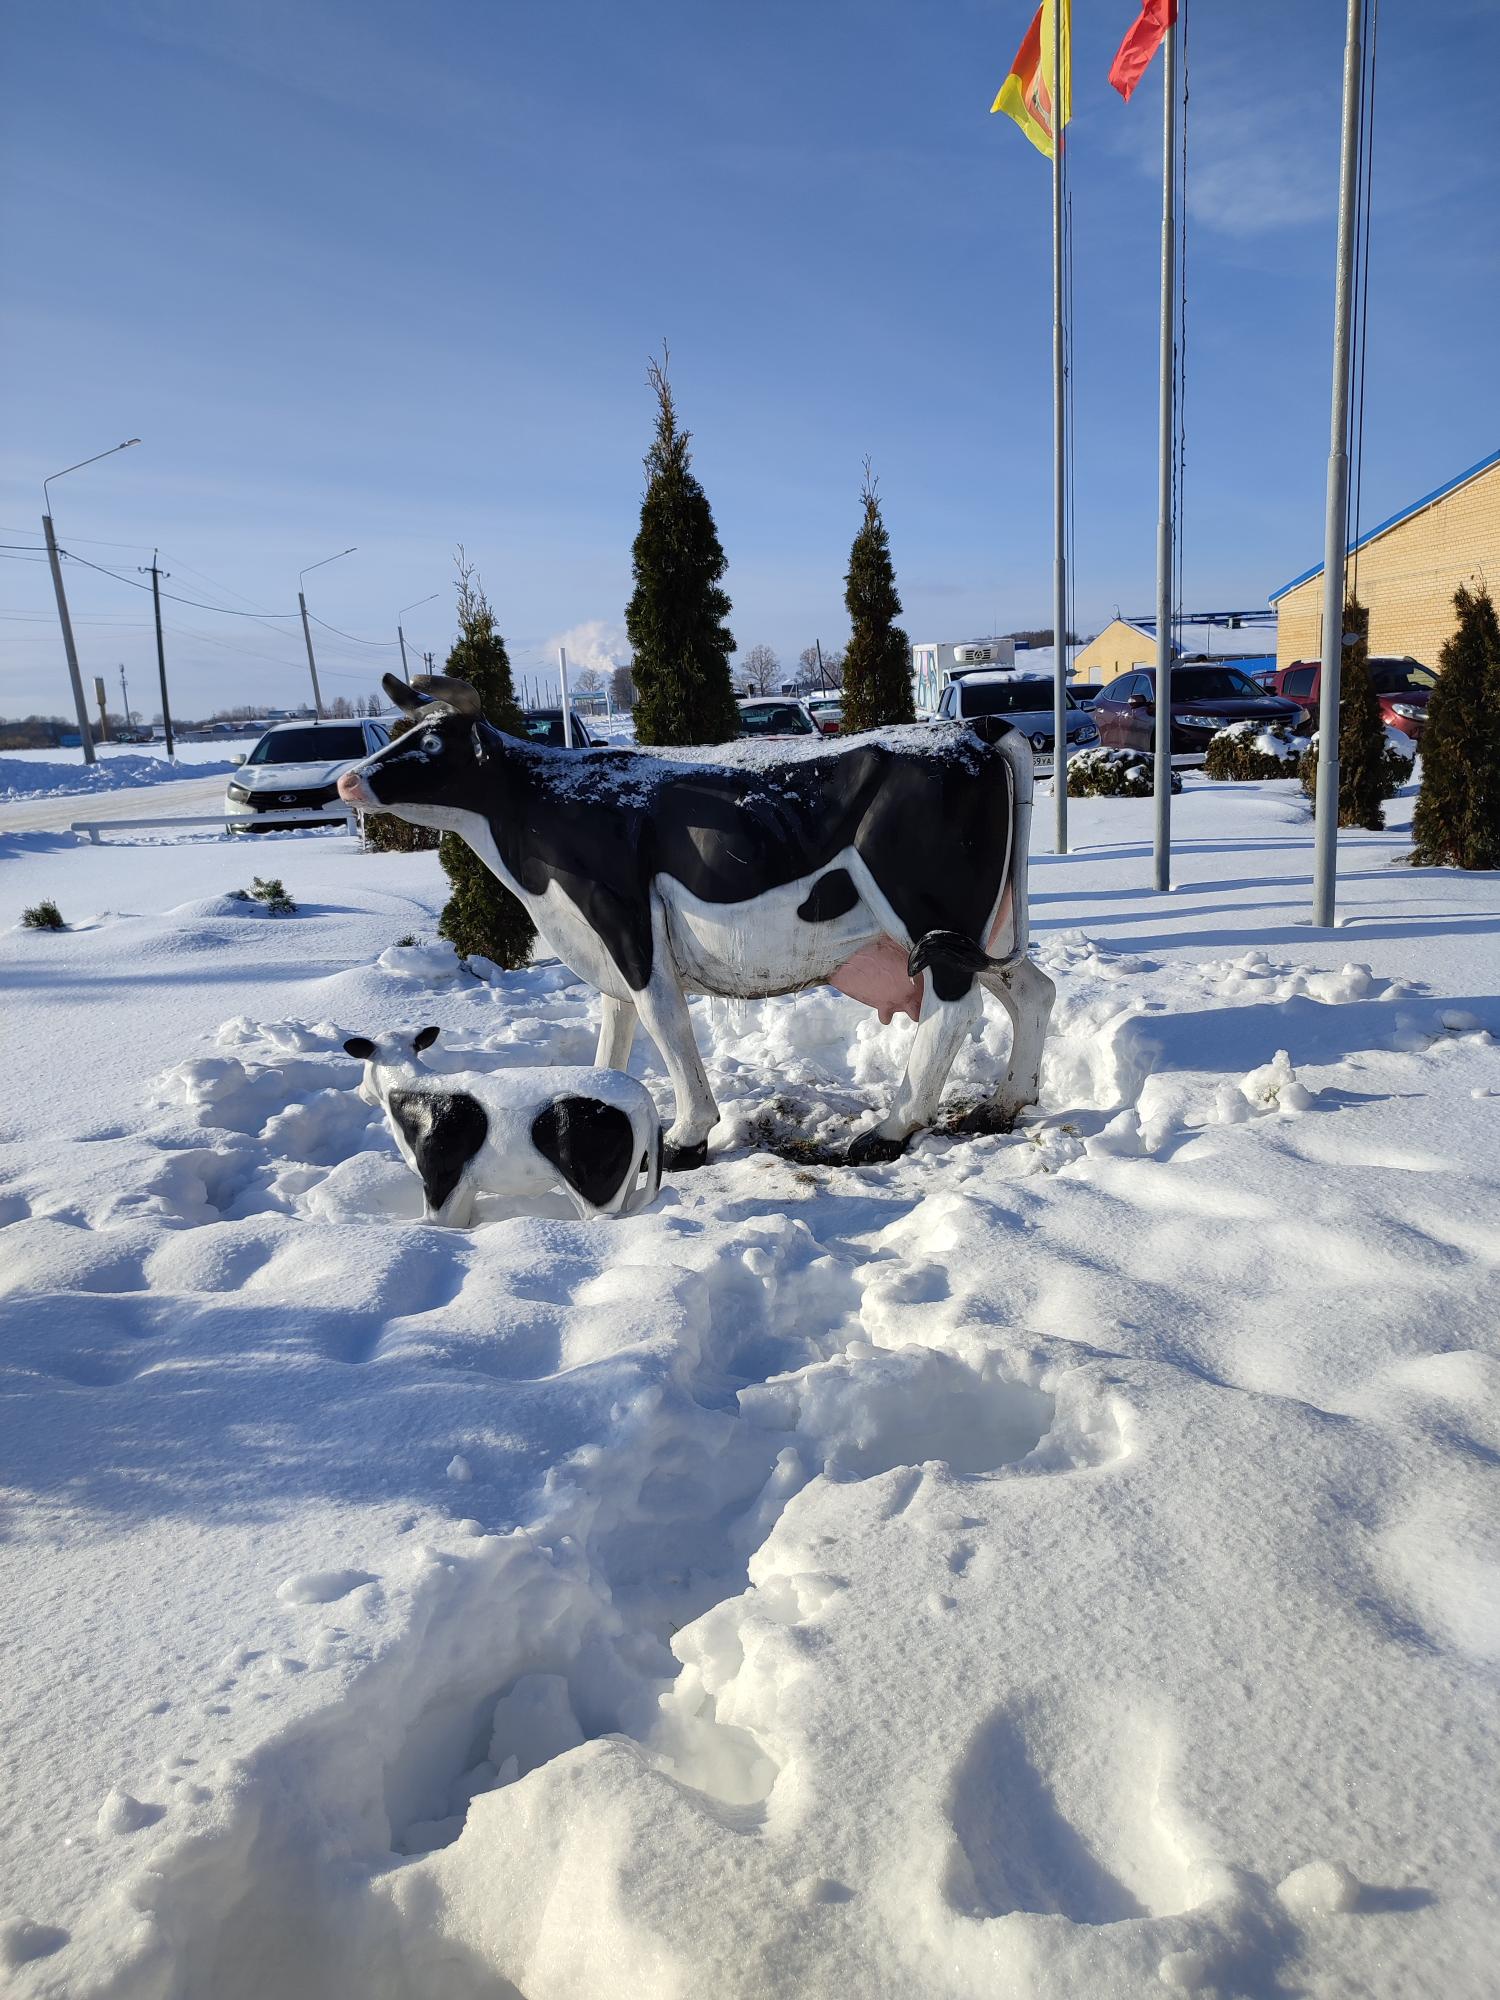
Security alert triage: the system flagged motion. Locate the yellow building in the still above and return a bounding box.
[1071,618,1156,688]
[1269,447,1500,669]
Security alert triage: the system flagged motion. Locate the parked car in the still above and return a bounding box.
[226,717,392,831]
[1265,656,1435,741]
[1091,665,1300,764]
[806,696,844,736]
[934,670,1099,772]
[521,708,600,748]
[735,697,820,740]
[1068,684,1101,708]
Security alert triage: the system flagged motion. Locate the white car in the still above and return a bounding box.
[735,697,820,741]
[934,670,1099,772]
[226,717,392,831]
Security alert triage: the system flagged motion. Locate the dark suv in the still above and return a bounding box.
[1092,665,1300,764]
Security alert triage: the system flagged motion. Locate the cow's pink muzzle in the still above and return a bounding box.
[338,770,375,806]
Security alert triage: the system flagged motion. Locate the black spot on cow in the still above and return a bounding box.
[530,1096,638,1209]
[797,868,859,924]
[388,1089,489,1212]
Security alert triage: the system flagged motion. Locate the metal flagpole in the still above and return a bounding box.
[558,647,574,745]
[1151,12,1178,891]
[1051,0,1068,853]
[1312,0,1366,928]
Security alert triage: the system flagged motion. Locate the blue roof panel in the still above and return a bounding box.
[1267,446,1500,604]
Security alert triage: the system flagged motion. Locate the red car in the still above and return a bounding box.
[1266,657,1435,741]
[1092,664,1300,764]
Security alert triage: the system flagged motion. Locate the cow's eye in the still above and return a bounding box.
[422,732,440,753]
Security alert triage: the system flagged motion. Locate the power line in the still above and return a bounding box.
[307,612,402,649]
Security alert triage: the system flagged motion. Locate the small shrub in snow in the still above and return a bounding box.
[1204,722,1302,782]
[1298,732,1413,816]
[230,877,297,915]
[21,899,65,931]
[394,934,418,948]
[1066,748,1181,798]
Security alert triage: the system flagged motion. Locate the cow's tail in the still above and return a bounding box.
[907,929,1008,983]
[624,1118,665,1215]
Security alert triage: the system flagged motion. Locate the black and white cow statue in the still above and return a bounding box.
[338,675,1055,1169]
[343,1026,662,1225]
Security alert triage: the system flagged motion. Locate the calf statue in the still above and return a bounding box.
[338,676,1054,1170]
[344,1026,662,1225]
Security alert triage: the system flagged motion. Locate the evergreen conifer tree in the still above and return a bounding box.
[1334,596,1388,830]
[1411,583,1500,869]
[625,351,740,747]
[840,464,914,734]
[434,551,536,968]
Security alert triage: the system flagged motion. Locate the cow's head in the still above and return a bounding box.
[343,1023,439,1104]
[337,674,493,825]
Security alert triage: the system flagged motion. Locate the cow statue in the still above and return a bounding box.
[344,1025,662,1225]
[338,675,1055,1170]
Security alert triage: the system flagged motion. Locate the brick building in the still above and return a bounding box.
[1268,447,1500,670]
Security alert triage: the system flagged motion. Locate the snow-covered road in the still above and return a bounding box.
[1,776,1497,1998]
[0,771,231,834]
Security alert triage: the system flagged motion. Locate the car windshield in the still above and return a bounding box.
[1167,668,1264,701]
[247,726,365,764]
[962,681,1075,715]
[1368,660,1436,693]
[739,704,814,736]
[523,714,570,746]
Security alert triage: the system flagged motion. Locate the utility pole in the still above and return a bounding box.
[558,648,574,745]
[815,638,828,692]
[119,664,131,729]
[93,677,109,743]
[41,513,96,764]
[298,593,325,718]
[1312,0,1366,929]
[1151,13,1179,893]
[397,594,437,683]
[139,551,175,756]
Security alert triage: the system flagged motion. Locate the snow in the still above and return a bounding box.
[0,746,237,800]
[1,772,1498,1998]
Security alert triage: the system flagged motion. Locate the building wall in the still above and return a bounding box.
[1273,459,1500,669]
[1071,619,1155,687]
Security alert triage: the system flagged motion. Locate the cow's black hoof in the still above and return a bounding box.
[845,1130,907,1167]
[663,1139,709,1173]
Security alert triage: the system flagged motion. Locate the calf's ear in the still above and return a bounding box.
[413,1025,440,1052]
[343,1036,377,1060]
[382,672,430,715]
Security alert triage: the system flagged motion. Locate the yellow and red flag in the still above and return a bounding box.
[991,0,1071,159]
[1109,0,1178,103]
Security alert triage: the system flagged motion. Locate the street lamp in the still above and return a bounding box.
[297,546,356,718]
[42,437,140,765]
[397,594,439,678]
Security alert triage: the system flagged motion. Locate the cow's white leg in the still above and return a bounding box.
[595,993,638,1072]
[426,1180,477,1229]
[631,971,718,1171]
[980,955,1056,1123]
[850,979,983,1164]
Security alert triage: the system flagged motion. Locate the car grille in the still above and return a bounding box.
[249,784,338,811]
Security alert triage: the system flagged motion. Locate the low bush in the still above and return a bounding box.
[21,899,65,931]
[1204,722,1303,782]
[1066,748,1182,798]
[1298,729,1414,817]
[229,876,297,915]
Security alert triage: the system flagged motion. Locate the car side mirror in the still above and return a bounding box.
[1126,693,1148,709]
[232,752,247,765]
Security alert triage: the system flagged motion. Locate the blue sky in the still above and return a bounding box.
[2,0,1497,719]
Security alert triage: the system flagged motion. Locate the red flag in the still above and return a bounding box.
[1109,0,1177,102]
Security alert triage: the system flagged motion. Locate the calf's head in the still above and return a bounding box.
[343,1024,440,1105]
[337,675,492,825]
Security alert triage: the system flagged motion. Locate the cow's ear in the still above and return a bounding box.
[413,1025,440,1052]
[382,672,431,715]
[343,1036,376,1060]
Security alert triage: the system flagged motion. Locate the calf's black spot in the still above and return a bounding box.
[531,1096,637,1209]
[797,868,859,924]
[389,1089,489,1212]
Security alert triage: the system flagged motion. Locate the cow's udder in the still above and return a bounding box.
[829,936,922,1024]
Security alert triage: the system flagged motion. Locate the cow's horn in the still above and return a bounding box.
[412,673,482,717]
[382,672,431,713]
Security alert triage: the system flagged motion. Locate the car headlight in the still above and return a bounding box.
[1179,712,1222,730]
[1075,724,1099,745]
[1389,701,1422,718]
[227,783,249,802]
[1030,731,1050,750]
